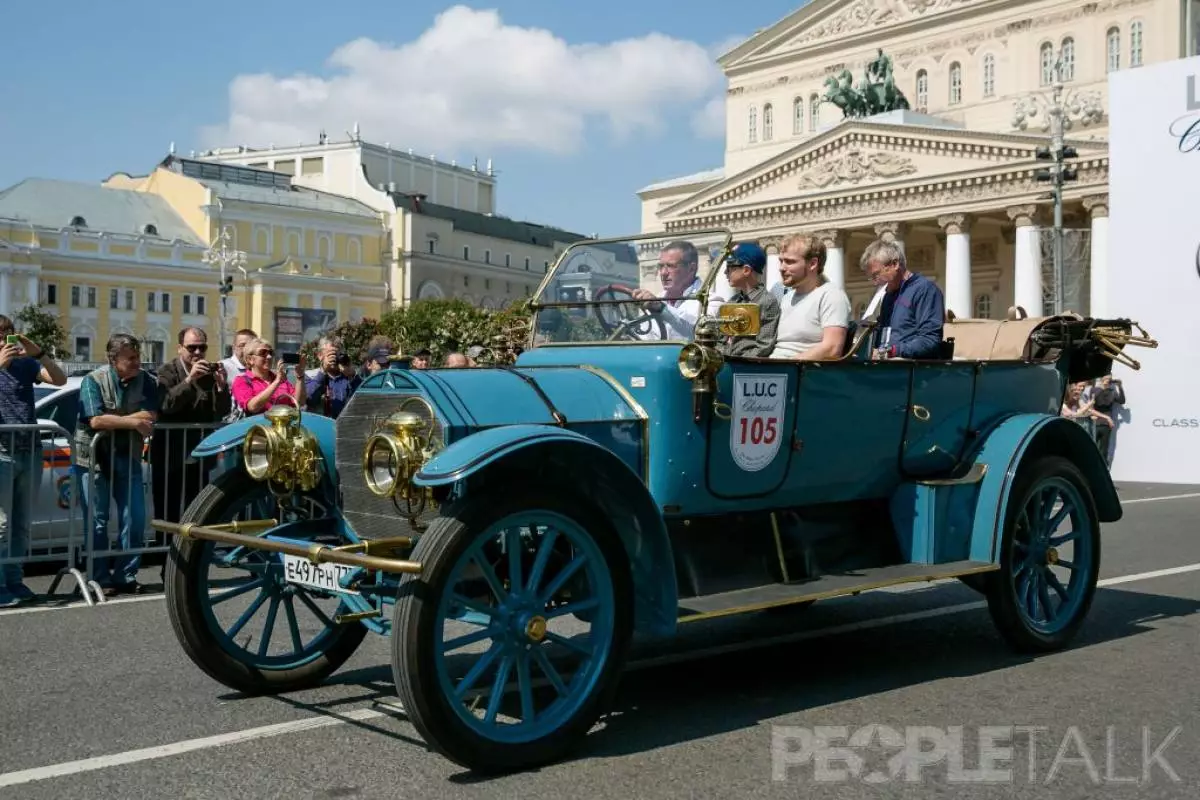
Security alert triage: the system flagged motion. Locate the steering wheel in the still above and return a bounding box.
[592,283,667,341]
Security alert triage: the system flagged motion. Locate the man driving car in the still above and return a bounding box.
[630,240,725,340]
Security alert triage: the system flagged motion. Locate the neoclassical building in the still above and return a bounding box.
[639,0,1196,319]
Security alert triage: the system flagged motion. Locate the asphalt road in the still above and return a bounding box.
[2,481,1198,799]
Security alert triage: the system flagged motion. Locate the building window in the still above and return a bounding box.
[1040,42,1054,85]
[71,286,80,307]
[125,290,133,310]
[484,249,491,264]
[762,103,774,140]
[86,287,96,308]
[949,62,962,104]
[505,253,511,267]
[75,337,91,361]
[793,97,803,134]
[748,106,757,143]
[1107,27,1121,71]
[982,54,995,97]
[110,288,119,309]
[147,292,156,312]
[1131,21,1143,66]
[1060,37,1075,81]
[197,295,206,315]
[974,294,993,319]
[525,257,531,270]
[183,295,191,314]
[809,93,819,130]
[463,245,470,260]
[44,283,57,305]
[428,240,435,254]
[915,70,928,110]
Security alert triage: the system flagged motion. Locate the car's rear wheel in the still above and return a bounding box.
[985,456,1101,653]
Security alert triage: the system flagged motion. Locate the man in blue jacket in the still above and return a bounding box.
[859,238,946,360]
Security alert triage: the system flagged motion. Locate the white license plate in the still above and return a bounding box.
[280,554,359,594]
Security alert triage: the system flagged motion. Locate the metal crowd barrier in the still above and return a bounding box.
[76,422,229,604]
[0,420,230,607]
[0,423,89,602]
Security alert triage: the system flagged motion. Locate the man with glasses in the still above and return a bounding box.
[630,240,725,340]
[717,242,780,358]
[152,326,232,526]
[859,238,945,360]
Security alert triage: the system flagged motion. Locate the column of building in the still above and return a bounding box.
[0,268,10,316]
[1082,194,1108,318]
[938,214,973,319]
[1006,204,1042,317]
[874,222,908,256]
[814,230,845,288]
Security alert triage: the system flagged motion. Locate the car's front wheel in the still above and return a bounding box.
[391,488,633,773]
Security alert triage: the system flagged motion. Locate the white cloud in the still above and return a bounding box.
[691,96,726,139]
[202,6,724,156]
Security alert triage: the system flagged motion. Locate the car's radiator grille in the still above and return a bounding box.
[335,392,442,542]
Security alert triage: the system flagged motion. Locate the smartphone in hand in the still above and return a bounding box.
[281,352,301,366]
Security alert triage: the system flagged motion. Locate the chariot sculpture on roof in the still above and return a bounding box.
[822,48,912,119]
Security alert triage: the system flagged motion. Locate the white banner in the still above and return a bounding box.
[1107,56,1200,484]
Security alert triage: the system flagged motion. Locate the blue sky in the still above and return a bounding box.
[0,0,807,238]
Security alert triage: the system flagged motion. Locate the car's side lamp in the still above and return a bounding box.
[678,342,725,423]
[716,303,761,338]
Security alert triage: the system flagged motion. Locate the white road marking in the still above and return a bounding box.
[1121,491,1200,505]
[1,561,1198,787]
[0,708,388,789]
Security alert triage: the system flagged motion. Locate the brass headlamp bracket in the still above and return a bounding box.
[243,405,324,494]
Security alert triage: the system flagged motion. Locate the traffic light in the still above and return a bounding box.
[1033,144,1078,183]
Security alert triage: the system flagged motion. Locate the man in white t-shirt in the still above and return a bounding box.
[769,233,852,360]
[630,240,724,340]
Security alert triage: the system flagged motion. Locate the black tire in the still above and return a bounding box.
[985,455,1101,653]
[392,488,634,773]
[164,468,368,694]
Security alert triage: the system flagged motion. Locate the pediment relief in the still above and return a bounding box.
[796,148,918,190]
[783,0,977,50]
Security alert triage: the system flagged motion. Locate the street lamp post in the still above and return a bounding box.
[201,228,247,359]
[1013,49,1098,314]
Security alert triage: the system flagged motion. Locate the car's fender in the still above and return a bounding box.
[191,412,339,489]
[968,413,1120,563]
[414,424,678,638]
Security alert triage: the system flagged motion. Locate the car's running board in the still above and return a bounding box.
[676,560,997,623]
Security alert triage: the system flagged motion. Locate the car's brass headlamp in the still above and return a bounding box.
[242,404,323,492]
[362,397,442,500]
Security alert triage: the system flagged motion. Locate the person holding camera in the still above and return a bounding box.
[304,336,361,419]
[231,338,306,414]
[152,327,232,524]
[0,315,67,606]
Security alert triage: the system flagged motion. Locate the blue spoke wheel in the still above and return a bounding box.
[986,455,1101,652]
[164,467,368,694]
[392,489,633,773]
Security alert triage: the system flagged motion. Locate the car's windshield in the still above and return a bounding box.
[530,228,734,346]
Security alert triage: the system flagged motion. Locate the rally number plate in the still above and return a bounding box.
[280,554,358,594]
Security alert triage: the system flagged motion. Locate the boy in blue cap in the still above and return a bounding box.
[718,241,780,358]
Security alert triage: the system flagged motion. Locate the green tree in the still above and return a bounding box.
[12,304,68,358]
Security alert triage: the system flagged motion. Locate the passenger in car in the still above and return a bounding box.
[768,233,852,361]
[717,242,779,358]
[859,238,946,360]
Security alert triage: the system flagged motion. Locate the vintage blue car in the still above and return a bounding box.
[154,228,1156,774]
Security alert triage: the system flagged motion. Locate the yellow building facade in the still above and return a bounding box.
[0,154,389,365]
